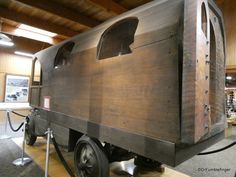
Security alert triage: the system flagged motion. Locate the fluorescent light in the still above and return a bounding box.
[15,51,34,58]
[226,76,233,80]
[14,28,54,44]
[0,40,14,47]
[18,24,57,37]
[225,87,236,90]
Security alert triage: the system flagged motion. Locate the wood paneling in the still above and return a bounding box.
[34,0,184,143]
[0,73,5,102]
[217,0,236,68]
[25,0,226,166]
[0,6,79,37]
[89,0,127,14]
[47,37,180,142]
[15,0,101,28]
[0,52,33,101]
[0,53,32,74]
[30,0,225,147]
[178,0,225,144]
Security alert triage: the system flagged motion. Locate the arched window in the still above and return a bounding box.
[54,41,75,68]
[32,58,42,86]
[201,2,208,37]
[97,17,139,60]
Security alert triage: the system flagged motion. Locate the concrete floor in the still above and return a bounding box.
[174,134,236,177]
[12,137,189,177]
[8,125,235,177]
[1,114,235,177]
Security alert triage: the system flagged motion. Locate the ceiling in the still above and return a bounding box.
[0,0,235,87]
[0,0,228,54]
[0,0,153,52]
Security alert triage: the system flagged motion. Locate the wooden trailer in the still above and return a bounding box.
[26,0,226,176]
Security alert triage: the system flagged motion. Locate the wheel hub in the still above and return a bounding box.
[77,144,97,176]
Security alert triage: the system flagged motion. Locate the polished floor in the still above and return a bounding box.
[2,109,235,176]
[0,139,44,177]
[0,125,234,177]
[174,125,236,177]
[12,137,189,177]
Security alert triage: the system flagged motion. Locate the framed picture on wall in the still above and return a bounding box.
[4,75,30,102]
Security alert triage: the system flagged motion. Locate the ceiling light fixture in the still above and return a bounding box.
[225,87,236,90]
[18,24,57,37]
[0,33,14,47]
[0,40,14,47]
[226,76,233,80]
[14,28,54,44]
[14,51,34,58]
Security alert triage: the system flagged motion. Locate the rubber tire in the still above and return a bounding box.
[74,135,109,177]
[25,116,37,146]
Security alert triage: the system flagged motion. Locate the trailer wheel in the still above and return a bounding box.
[25,116,37,145]
[74,136,109,177]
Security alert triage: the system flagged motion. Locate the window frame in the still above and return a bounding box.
[97,17,139,60]
[54,41,75,68]
[31,57,43,86]
[201,2,208,38]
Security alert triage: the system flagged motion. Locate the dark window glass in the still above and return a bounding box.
[201,2,207,37]
[97,17,139,60]
[54,41,75,68]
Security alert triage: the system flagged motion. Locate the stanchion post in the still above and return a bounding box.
[0,110,11,139]
[45,128,52,177]
[13,121,32,166]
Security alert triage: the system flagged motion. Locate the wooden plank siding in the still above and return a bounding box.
[33,0,184,144]
[30,0,225,151]
[181,0,226,144]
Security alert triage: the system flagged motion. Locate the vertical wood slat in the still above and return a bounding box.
[182,0,225,144]
[209,9,225,129]
[195,0,211,142]
[181,0,198,144]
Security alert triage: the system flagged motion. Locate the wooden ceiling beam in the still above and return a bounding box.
[0,6,78,37]
[226,66,236,73]
[15,0,100,27]
[216,0,225,5]
[89,0,127,14]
